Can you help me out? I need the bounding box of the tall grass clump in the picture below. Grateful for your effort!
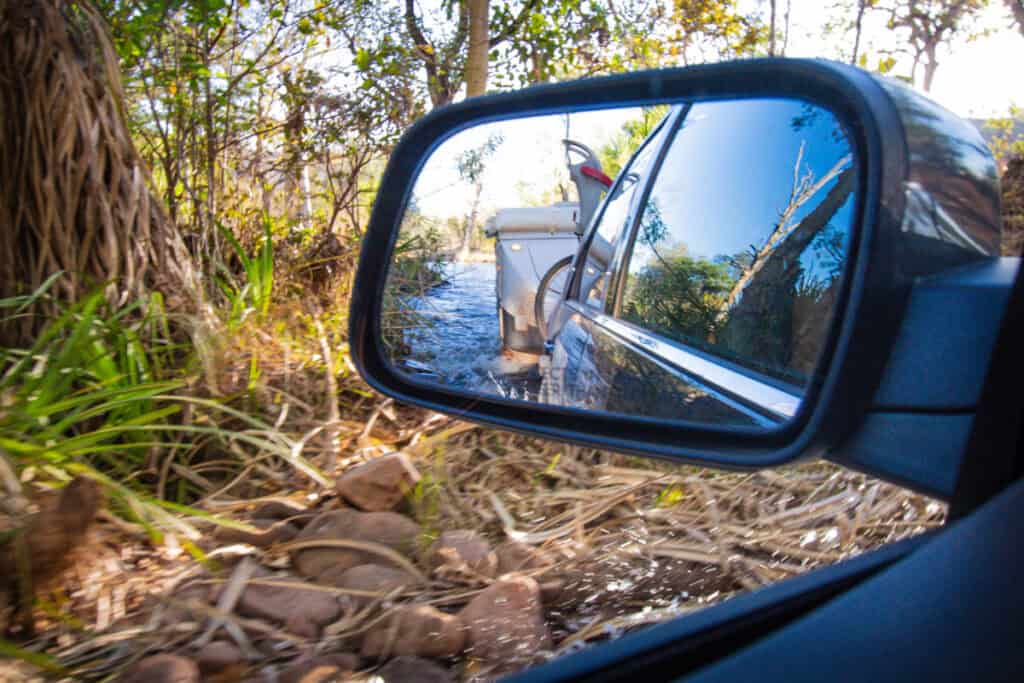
[0,276,325,541]
[216,216,276,328]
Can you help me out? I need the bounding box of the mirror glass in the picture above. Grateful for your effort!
[381,98,857,429]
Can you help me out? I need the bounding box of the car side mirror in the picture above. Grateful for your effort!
[350,59,1005,481]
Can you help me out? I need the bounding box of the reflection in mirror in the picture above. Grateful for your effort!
[382,99,857,430]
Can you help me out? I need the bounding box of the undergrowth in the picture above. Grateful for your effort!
[0,257,331,546]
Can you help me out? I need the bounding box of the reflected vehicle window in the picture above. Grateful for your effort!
[582,108,673,309]
[618,99,856,386]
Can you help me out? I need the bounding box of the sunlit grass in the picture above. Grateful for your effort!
[0,276,327,544]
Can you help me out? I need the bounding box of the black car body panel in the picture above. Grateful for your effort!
[349,59,1006,494]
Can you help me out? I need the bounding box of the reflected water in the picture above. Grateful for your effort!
[396,262,542,400]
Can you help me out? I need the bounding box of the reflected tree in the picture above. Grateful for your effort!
[716,143,852,323]
[456,133,504,259]
[622,202,734,346]
[717,163,855,379]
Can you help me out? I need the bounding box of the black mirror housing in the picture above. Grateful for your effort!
[349,59,1003,483]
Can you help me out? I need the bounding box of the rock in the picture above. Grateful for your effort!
[336,453,421,512]
[324,563,417,606]
[537,577,567,604]
[119,654,199,683]
[494,541,563,603]
[459,575,551,666]
[213,519,300,548]
[252,500,311,521]
[362,604,466,659]
[291,510,420,580]
[279,654,360,683]
[495,540,552,575]
[195,640,244,675]
[161,581,216,625]
[228,569,341,639]
[427,530,498,579]
[377,656,454,683]
[0,476,103,597]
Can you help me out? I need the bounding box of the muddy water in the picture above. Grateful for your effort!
[398,261,542,400]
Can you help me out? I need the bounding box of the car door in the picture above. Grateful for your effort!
[544,107,678,410]
[558,98,856,427]
[352,59,1020,682]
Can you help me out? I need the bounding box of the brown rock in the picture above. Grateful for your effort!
[195,640,245,675]
[119,654,199,683]
[251,500,311,521]
[213,519,300,548]
[160,581,216,626]
[362,604,466,659]
[336,453,421,512]
[495,540,552,575]
[459,575,551,665]
[377,656,454,683]
[495,541,563,603]
[537,577,567,604]
[324,563,417,606]
[279,654,360,683]
[427,530,498,579]
[0,476,103,594]
[291,510,420,580]
[229,570,341,639]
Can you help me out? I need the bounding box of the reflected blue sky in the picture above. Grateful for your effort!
[648,99,855,280]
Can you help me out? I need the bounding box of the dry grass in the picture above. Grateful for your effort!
[3,320,945,680]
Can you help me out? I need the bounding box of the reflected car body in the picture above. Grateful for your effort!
[542,81,1001,428]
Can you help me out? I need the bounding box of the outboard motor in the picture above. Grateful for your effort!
[564,140,613,234]
[487,140,613,354]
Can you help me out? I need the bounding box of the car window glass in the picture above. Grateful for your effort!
[581,109,674,309]
[618,99,855,386]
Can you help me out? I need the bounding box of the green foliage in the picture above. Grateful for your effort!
[0,280,186,520]
[655,484,684,508]
[0,638,68,676]
[408,450,446,552]
[598,106,670,180]
[457,133,505,185]
[379,219,452,362]
[985,106,1024,164]
[216,215,276,327]
[620,250,734,347]
[0,277,325,543]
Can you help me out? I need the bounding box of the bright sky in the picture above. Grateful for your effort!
[404,1,1023,230]
[779,0,1024,118]
[413,107,644,223]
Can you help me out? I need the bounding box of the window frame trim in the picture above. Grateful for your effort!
[568,105,688,308]
[606,106,690,317]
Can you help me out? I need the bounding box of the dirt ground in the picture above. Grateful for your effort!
[1,419,945,683]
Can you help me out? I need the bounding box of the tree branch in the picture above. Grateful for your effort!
[489,0,541,47]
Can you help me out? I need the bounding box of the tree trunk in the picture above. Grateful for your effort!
[781,0,791,56]
[466,0,490,97]
[851,0,867,65]
[460,182,484,259]
[922,43,939,92]
[717,156,852,323]
[0,0,198,344]
[1006,0,1024,39]
[768,0,777,56]
[717,169,855,367]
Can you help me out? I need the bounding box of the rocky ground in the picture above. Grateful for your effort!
[1,423,945,683]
